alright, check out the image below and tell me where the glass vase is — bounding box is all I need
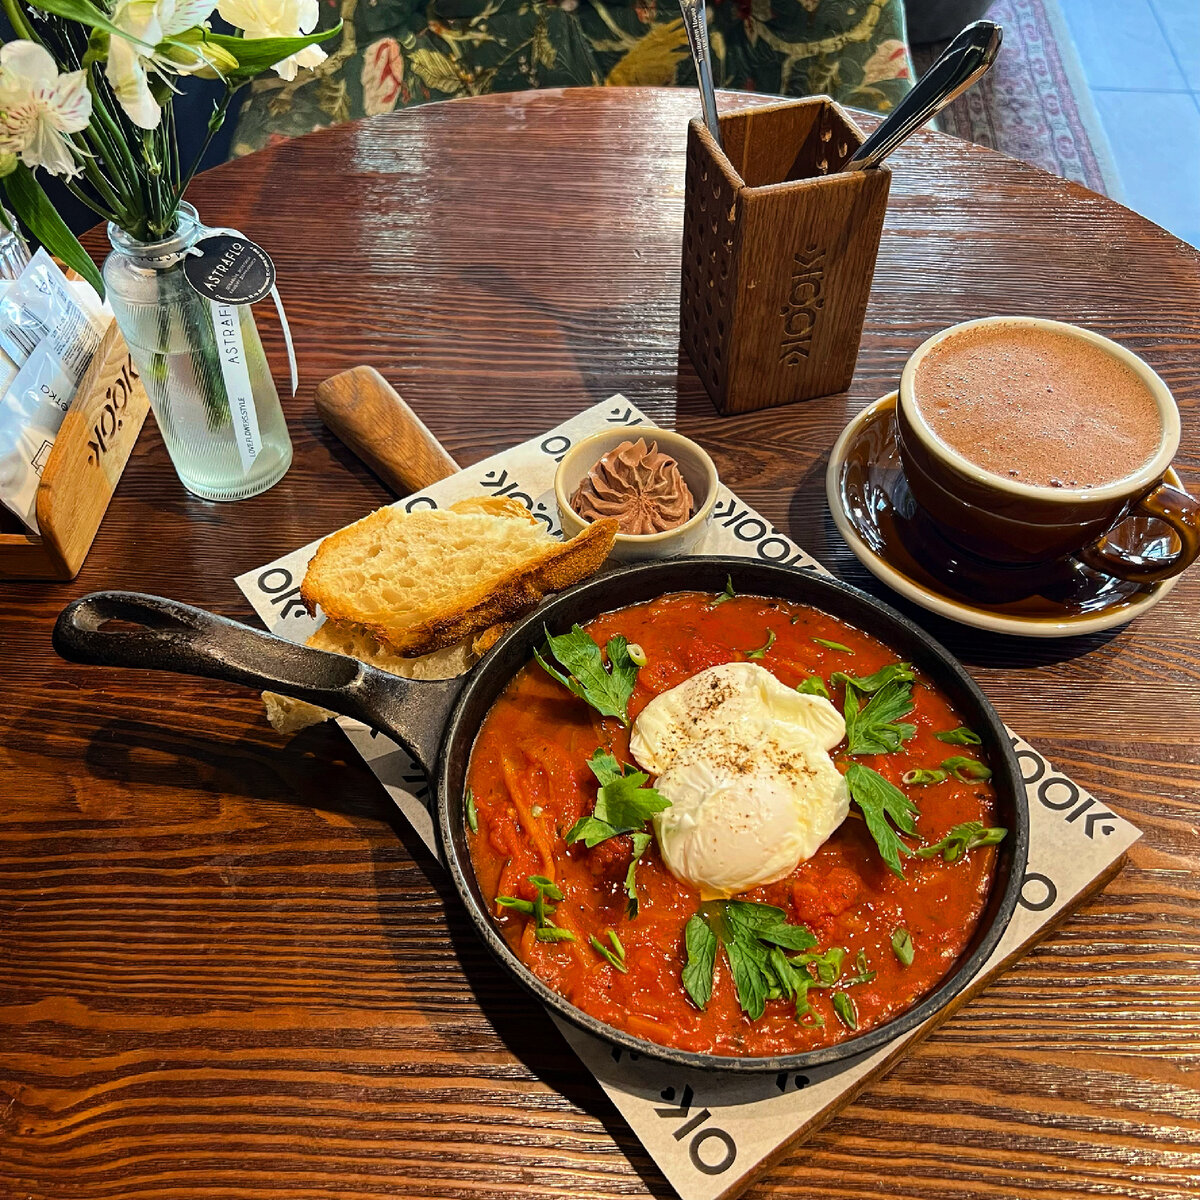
[103,203,292,502]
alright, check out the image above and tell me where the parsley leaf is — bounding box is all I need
[831,662,914,694]
[746,629,776,659]
[798,676,830,698]
[682,913,718,1010]
[845,763,919,878]
[916,821,1006,862]
[624,830,652,918]
[589,750,671,830]
[843,677,917,755]
[565,750,670,918]
[812,637,854,652]
[936,726,982,745]
[711,576,736,605]
[534,625,639,725]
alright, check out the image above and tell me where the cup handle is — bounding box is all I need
[1078,481,1200,584]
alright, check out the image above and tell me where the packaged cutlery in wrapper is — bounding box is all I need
[0,250,108,533]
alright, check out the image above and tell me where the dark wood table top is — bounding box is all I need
[3,87,1199,1200]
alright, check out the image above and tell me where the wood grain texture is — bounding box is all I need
[681,99,890,413]
[314,366,460,494]
[2,87,1199,1199]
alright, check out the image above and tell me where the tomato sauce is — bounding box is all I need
[465,591,999,1057]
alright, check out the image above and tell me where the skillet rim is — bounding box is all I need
[435,556,1030,1074]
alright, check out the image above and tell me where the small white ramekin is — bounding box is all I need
[554,427,719,562]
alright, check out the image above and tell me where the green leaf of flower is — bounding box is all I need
[3,166,103,297]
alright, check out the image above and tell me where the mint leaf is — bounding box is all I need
[534,625,639,725]
[845,763,919,878]
[831,662,914,694]
[798,676,830,698]
[935,726,982,746]
[746,629,776,660]
[723,900,818,952]
[682,913,718,1010]
[725,933,771,1021]
[844,677,916,756]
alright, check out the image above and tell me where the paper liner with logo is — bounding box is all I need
[236,396,1141,1200]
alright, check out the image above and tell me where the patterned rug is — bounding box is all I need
[911,0,1123,199]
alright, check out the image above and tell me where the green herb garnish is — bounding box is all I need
[845,763,919,878]
[843,677,916,756]
[846,948,876,986]
[935,726,982,746]
[623,830,653,918]
[796,946,845,986]
[565,750,670,917]
[832,991,858,1030]
[534,625,639,726]
[465,788,478,832]
[681,900,818,1021]
[590,930,628,973]
[496,874,576,943]
[746,629,776,660]
[916,821,1007,863]
[902,767,949,786]
[812,637,854,652]
[941,755,993,782]
[831,662,914,694]
[712,576,736,605]
[891,928,914,966]
[798,676,830,698]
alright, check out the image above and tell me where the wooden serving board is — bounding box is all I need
[235,392,1141,1200]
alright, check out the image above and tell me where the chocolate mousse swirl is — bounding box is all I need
[571,438,695,535]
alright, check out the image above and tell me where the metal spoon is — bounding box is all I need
[678,0,723,149]
[844,20,1003,171]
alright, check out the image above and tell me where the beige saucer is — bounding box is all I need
[826,394,1183,638]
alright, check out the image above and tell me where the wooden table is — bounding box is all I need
[2,87,1198,1200]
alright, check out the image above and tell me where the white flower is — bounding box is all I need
[107,0,218,130]
[0,42,92,178]
[217,0,328,80]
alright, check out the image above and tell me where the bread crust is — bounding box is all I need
[299,495,616,658]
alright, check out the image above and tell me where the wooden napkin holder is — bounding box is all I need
[0,320,149,580]
[680,97,891,414]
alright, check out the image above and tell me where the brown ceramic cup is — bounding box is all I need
[896,316,1200,584]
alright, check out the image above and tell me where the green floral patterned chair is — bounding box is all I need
[230,0,912,156]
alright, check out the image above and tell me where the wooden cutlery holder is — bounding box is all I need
[680,97,891,414]
[0,321,149,580]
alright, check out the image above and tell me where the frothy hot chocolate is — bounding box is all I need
[913,323,1162,488]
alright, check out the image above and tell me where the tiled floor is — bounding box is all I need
[1058,0,1200,248]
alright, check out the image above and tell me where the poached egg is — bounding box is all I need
[628,662,848,899]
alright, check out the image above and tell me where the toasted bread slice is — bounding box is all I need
[301,499,617,657]
[262,614,500,735]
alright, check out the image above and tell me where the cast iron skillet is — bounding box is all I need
[54,556,1029,1074]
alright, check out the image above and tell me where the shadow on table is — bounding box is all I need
[364,805,677,1197]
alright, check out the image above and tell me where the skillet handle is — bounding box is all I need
[53,591,457,775]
